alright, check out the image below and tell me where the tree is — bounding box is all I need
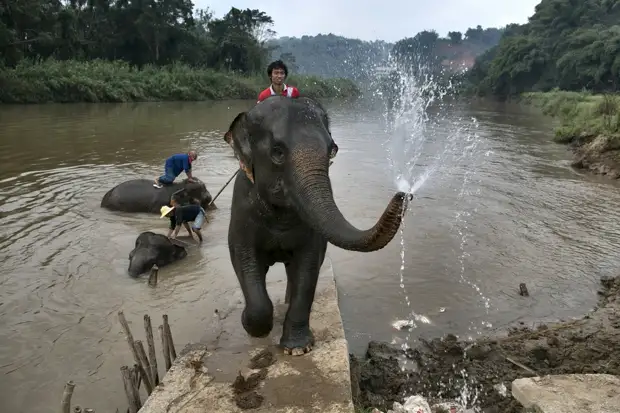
[0,1,276,75]
[448,31,462,44]
[468,0,620,97]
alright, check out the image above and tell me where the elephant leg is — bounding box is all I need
[280,240,326,355]
[231,245,273,338]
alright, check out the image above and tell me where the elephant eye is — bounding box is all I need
[271,144,285,164]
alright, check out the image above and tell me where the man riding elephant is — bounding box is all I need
[101,177,213,214]
[153,150,198,189]
[224,95,411,356]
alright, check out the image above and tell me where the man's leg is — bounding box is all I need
[154,168,177,188]
[183,222,193,238]
[191,208,206,242]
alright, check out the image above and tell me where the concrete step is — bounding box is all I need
[512,374,620,413]
[138,258,354,413]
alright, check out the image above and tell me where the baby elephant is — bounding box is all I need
[128,231,188,277]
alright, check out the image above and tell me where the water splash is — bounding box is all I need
[374,54,492,404]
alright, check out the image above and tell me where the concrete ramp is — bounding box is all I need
[512,374,620,413]
[138,258,354,413]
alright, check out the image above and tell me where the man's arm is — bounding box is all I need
[170,207,184,238]
[168,214,176,237]
[291,87,300,98]
[257,88,269,103]
[183,156,193,180]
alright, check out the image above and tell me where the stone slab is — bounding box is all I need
[138,257,354,413]
[512,374,620,413]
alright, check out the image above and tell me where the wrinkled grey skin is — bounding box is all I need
[224,95,412,355]
[128,231,188,277]
[101,178,214,214]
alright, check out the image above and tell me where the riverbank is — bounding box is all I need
[350,274,620,412]
[521,90,620,178]
[0,59,360,104]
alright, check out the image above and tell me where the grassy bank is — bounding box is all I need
[521,90,620,145]
[521,89,620,178]
[0,59,360,104]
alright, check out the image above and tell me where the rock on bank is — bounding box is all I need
[350,275,620,413]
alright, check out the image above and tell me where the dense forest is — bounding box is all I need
[270,27,503,83]
[0,0,358,103]
[467,0,620,98]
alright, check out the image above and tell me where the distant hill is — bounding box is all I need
[268,27,503,84]
[267,34,392,82]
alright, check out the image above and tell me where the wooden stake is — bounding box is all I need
[118,312,142,369]
[162,314,177,361]
[159,325,171,371]
[121,366,141,413]
[148,265,159,287]
[61,380,75,413]
[134,340,154,394]
[144,315,159,386]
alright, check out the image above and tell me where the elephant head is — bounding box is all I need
[174,178,213,209]
[223,96,411,252]
[128,231,187,277]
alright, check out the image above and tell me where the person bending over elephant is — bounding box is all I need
[224,95,411,356]
[160,201,206,242]
[153,150,198,189]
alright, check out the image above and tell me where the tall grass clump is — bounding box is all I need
[522,89,620,144]
[0,59,360,104]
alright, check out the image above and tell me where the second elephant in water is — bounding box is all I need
[224,95,412,355]
[128,231,188,277]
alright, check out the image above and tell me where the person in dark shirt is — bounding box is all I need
[159,201,206,242]
[153,150,198,189]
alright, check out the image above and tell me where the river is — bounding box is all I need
[1,99,620,412]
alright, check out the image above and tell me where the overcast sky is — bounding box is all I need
[193,0,541,42]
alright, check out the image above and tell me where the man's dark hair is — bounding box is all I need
[267,60,289,78]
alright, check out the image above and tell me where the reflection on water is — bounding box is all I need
[1,99,620,412]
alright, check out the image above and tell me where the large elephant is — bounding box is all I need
[101,178,214,214]
[128,231,188,277]
[224,96,412,356]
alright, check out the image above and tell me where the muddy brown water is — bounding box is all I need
[1,99,620,412]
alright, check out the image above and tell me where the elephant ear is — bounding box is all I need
[224,111,255,183]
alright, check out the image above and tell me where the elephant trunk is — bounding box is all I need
[287,145,411,252]
[128,249,149,277]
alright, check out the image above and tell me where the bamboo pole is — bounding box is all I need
[159,325,171,371]
[118,311,151,397]
[121,366,141,413]
[131,364,142,390]
[162,314,177,361]
[118,312,142,369]
[148,265,159,287]
[134,340,154,394]
[144,315,159,386]
[61,380,75,413]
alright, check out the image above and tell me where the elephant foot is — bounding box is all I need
[241,305,273,338]
[280,326,315,356]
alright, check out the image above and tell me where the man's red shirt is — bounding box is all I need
[257,84,300,103]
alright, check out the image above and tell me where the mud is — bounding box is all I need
[350,275,620,412]
[231,349,276,410]
[570,135,620,179]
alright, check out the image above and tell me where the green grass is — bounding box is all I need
[0,59,360,104]
[521,89,620,146]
